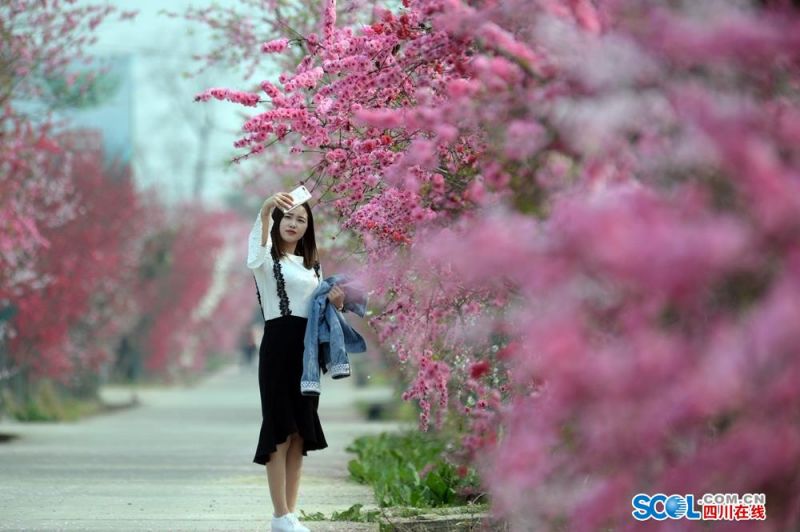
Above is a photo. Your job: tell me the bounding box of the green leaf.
[426,470,449,501]
[347,459,367,482]
[331,503,363,521]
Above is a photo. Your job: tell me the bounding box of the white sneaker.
[270,512,296,532]
[287,512,311,532]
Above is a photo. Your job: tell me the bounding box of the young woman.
[247,191,346,532]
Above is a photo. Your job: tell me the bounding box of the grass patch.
[0,379,111,422]
[298,504,492,528]
[346,430,484,508]
[299,504,380,522]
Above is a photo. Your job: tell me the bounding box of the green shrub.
[346,431,483,508]
[2,379,65,421]
[1,379,107,422]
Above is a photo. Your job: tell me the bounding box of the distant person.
[247,191,346,532]
[238,326,256,368]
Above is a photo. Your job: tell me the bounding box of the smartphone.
[283,185,312,213]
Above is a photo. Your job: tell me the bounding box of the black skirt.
[253,315,327,465]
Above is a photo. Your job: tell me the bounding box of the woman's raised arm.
[247,192,293,269]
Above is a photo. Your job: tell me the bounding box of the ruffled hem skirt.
[253,315,327,465]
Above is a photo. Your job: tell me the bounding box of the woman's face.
[279,207,308,245]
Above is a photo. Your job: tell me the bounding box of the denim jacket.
[301,274,368,396]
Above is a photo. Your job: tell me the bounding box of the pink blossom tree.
[1,1,134,403]
[0,0,130,308]
[6,135,140,385]
[196,0,800,528]
[137,209,252,381]
[1,2,253,412]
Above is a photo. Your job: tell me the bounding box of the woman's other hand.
[327,284,345,310]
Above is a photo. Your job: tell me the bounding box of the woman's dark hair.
[269,202,319,269]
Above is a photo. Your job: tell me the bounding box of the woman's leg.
[285,433,305,513]
[266,439,291,516]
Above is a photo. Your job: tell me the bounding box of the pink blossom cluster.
[261,37,289,54]
[282,66,324,92]
[0,1,120,100]
[0,111,77,290]
[401,349,450,431]
[172,0,370,80]
[196,0,800,528]
[194,87,261,107]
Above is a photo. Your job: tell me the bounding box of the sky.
[76,0,278,207]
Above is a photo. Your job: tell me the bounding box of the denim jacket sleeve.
[338,312,367,354]
[301,280,326,396]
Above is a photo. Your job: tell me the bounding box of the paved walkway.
[0,363,403,531]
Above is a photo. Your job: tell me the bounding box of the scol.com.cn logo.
[632,493,767,521]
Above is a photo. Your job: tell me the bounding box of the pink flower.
[194,88,260,107]
[504,120,546,160]
[261,38,289,54]
[445,79,479,100]
[322,0,337,41]
[283,67,324,92]
[260,81,281,98]
[470,360,491,379]
[326,149,347,163]
[354,108,404,128]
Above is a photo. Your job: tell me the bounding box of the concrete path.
[0,362,403,531]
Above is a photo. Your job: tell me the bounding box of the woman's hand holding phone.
[261,192,293,220]
[285,185,311,212]
[261,186,312,223]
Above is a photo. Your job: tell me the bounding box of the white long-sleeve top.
[247,208,322,321]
